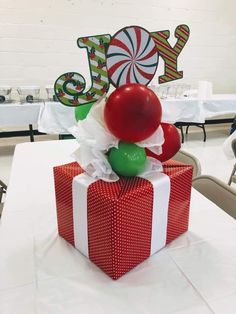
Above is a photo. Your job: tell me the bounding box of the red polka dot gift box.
[53,159,193,280]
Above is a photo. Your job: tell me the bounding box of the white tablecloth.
[162,94,236,123]
[37,101,76,134]
[161,98,205,123]
[203,94,236,119]
[0,102,43,126]
[0,95,236,134]
[1,140,236,313]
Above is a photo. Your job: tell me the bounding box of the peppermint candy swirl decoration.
[106,26,159,87]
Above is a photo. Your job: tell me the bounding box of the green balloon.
[108,141,146,177]
[74,103,93,121]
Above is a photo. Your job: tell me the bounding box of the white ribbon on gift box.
[70,96,169,258]
[72,171,170,258]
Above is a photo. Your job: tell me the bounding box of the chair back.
[173,150,201,178]
[193,175,236,219]
[0,179,7,191]
[0,203,3,218]
[0,179,7,217]
[232,138,236,158]
[228,139,236,185]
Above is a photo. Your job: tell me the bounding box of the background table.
[37,101,75,134]
[0,101,75,141]
[203,94,236,119]
[0,140,236,313]
[161,97,205,123]
[162,94,236,142]
[1,94,236,135]
[0,102,42,126]
[0,102,43,141]
[153,94,236,124]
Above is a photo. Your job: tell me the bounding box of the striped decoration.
[54,34,111,107]
[151,24,190,84]
[106,26,158,87]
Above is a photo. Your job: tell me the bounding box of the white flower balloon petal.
[69,96,165,181]
[137,126,164,155]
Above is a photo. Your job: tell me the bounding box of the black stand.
[175,118,234,143]
[0,125,45,142]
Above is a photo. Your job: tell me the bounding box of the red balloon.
[104,83,162,142]
[146,123,181,162]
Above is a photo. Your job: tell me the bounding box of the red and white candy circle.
[106,26,159,87]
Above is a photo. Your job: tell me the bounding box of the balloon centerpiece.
[70,83,181,180]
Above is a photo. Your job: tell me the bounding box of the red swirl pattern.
[106,26,159,87]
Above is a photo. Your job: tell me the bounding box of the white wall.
[0,0,236,98]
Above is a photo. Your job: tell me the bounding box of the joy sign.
[54,24,190,107]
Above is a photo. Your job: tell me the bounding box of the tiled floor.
[0,125,235,189]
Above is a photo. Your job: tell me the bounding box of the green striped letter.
[151,25,190,84]
[54,34,111,107]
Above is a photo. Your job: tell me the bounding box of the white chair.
[173,149,201,179]
[228,138,236,185]
[193,175,236,219]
